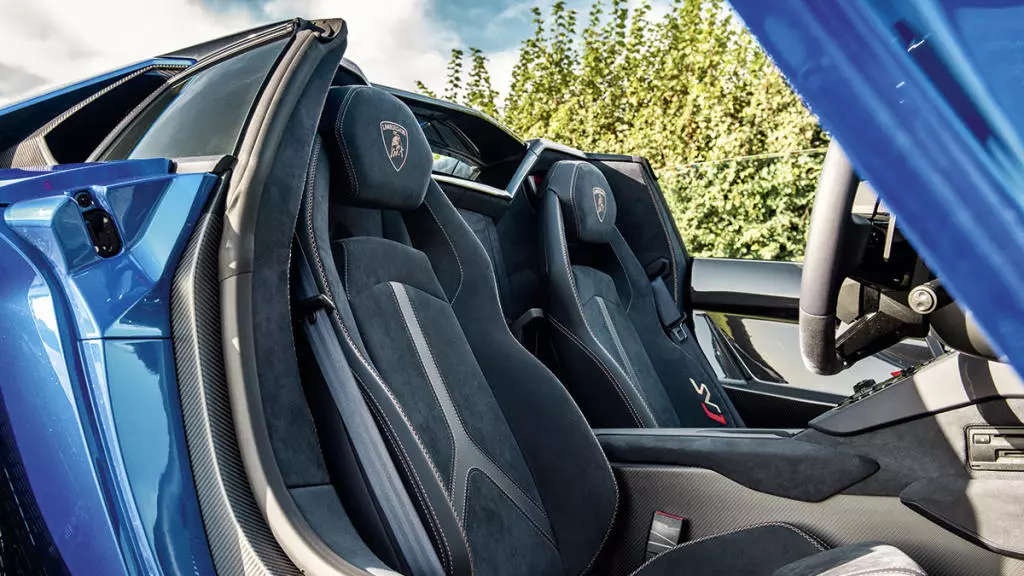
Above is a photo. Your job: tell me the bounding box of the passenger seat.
[540,160,741,428]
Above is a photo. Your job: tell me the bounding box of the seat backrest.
[298,86,618,576]
[540,160,739,428]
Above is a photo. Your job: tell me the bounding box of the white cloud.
[0,0,465,105]
[262,0,459,90]
[487,47,519,105]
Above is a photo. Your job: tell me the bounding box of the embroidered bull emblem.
[593,187,608,222]
[380,121,409,171]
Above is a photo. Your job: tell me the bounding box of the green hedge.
[420,0,828,261]
[661,150,824,260]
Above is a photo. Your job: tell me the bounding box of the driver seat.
[539,160,742,428]
[295,85,926,576]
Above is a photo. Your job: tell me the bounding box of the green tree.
[417,47,500,117]
[418,0,827,259]
[465,48,499,117]
[415,80,437,99]
[443,48,465,103]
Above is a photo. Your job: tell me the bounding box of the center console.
[809,352,1024,436]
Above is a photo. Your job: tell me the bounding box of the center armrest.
[594,428,878,502]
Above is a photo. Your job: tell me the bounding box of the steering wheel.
[799,142,866,375]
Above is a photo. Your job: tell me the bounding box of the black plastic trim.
[900,476,1024,560]
[690,257,802,320]
[809,353,1024,436]
[595,429,878,502]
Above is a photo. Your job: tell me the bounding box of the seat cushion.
[632,524,827,576]
[773,542,926,576]
[572,264,681,427]
[632,524,926,576]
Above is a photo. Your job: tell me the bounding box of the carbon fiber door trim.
[603,465,1024,576]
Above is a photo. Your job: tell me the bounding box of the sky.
[0,0,660,106]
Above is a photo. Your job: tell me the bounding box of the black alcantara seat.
[294,85,926,576]
[539,160,741,428]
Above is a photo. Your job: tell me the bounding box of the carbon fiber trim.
[604,465,1024,576]
[0,380,68,575]
[170,181,300,576]
[2,63,187,169]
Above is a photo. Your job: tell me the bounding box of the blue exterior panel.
[0,161,217,575]
[731,0,1024,375]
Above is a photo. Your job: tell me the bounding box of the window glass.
[102,39,285,160]
[432,152,481,180]
[694,311,941,397]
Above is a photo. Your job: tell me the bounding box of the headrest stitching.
[334,87,363,199]
[570,162,582,240]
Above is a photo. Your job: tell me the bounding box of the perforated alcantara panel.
[602,465,1024,576]
[170,187,301,576]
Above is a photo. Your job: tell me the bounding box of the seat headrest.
[543,160,617,243]
[319,86,432,210]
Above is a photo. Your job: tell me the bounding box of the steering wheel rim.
[799,141,862,375]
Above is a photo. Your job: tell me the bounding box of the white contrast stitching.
[424,198,464,305]
[569,162,583,241]
[399,284,551,521]
[549,316,644,427]
[334,87,363,199]
[388,284,459,490]
[610,230,635,312]
[304,204,472,573]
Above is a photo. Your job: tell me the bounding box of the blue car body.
[1,160,217,575]
[1,2,1023,574]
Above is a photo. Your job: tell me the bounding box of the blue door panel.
[4,164,215,339]
[82,339,215,576]
[0,226,127,575]
[0,160,217,575]
[730,0,1024,375]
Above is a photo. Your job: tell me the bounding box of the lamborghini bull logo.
[380,121,409,171]
[690,379,727,425]
[593,187,608,222]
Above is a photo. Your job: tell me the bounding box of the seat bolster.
[772,542,926,576]
[541,191,659,428]
[609,233,740,427]
[632,524,827,576]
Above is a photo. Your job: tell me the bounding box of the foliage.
[465,48,499,118]
[417,0,828,260]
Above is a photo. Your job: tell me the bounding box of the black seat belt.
[650,276,688,344]
[295,253,445,576]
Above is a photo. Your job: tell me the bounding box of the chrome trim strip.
[431,174,512,200]
[505,138,588,196]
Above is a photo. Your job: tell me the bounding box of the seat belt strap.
[650,276,688,343]
[510,307,545,341]
[645,511,688,561]
[295,256,445,576]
